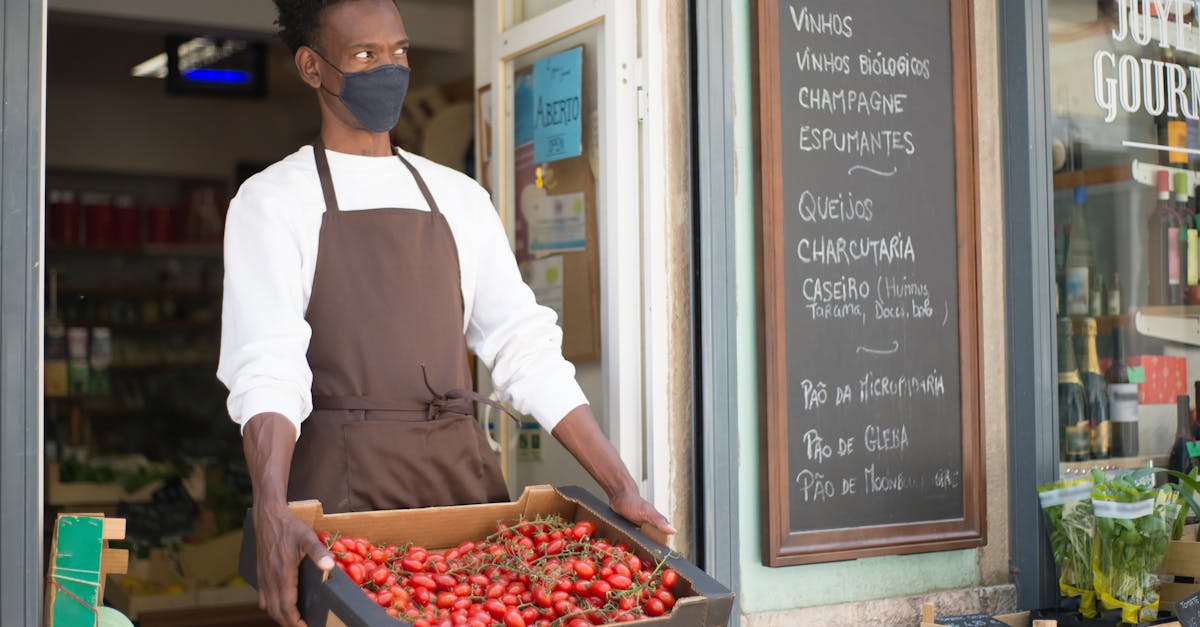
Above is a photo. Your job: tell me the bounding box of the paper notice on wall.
[528,192,587,254]
[520,255,565,323]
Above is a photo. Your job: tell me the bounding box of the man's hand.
[551,405,676,537]
[253,505,334,627]
[243,412,333,627]
[610,488,677,536]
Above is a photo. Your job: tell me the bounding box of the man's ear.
[296,47,322,89]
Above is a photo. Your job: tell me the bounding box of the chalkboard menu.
[756,0,985,566]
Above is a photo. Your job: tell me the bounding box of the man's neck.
[320,123,394,157]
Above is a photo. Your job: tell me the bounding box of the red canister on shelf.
[47,190,82,246]
[114,194,139,247]
[147,204,175,244]
[82,192,114,247]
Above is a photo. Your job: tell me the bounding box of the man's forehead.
[319,0,407,46]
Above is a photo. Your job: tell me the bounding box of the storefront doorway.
[19,0,682,622]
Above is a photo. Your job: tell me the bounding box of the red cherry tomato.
[661,568,679,588]
[504,609,527,627]
[645,598,666,617]
[347,563,366,585]
[573,561,596,579]
[656,588,676,609]
[608,575,633,590]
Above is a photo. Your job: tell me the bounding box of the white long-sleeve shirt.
[217,145,587,437]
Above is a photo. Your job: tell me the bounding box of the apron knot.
[420,364,521,424]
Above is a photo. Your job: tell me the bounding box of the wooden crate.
[1161,525,1200,612]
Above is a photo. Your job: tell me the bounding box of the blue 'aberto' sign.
[532,47,583,164]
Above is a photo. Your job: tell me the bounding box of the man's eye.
[395,48,408,57]
[355,51,371,60]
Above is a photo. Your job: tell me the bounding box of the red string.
[48,576,99,616]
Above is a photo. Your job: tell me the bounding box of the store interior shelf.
[106,360,216,372]
[48,243,222,257]
[1053,160,1200,192]
[60,319,217,332]
[1053,163,1131,191]
[1135,306,1200,346]
[1059,454,1166,479]
[57,285,219,300]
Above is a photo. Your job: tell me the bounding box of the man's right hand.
[253,504,334,627]
[242,412,333,627]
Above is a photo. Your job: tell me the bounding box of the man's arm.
[243,413,333,627]
[551,405,676,535]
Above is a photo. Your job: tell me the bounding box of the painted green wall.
[728,0,980,614]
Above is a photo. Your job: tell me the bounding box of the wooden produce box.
[47,461,205,506]
[1161,524,1200,613]
[239,485,735,627]
[46,514,129,627]
[106,531,258,620]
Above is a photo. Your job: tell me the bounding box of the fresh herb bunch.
[1060,500,1094,598]
[1090,469,1181,624]
[1039,479,1095,615]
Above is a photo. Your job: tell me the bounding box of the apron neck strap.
[395,151,442,216]
[310,139,442,216]
[311,138,342,212]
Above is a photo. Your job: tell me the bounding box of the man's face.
[298,0,410,129]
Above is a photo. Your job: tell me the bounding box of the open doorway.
[40,0,628,622]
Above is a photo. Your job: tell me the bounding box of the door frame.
[475,0,657,504]
[691,0,741,615]
[0,0,46,623]
[998,0,1057,610]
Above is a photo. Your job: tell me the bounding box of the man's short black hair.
[273,0,397,54]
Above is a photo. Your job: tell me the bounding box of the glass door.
[473,0,646,499]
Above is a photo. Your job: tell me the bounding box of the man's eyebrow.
[347,39,410,50]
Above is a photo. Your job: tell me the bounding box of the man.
[217,1,674,625]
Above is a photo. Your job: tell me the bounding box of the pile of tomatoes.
[318,515,681,627]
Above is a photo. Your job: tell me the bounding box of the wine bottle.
[1059,318,1090,462]
[1081,318,1111,459]
[1106,328,1139,458]
[1150,170,1173,305]
[1090,273,1105,318]
[1169,394,1198,481]
[1107,272,1122,315]
[1173,172,1191,305]
[1065,187,1093,316]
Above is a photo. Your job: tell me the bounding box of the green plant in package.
[1039,478,1095,616]
[1090,469,1181,625]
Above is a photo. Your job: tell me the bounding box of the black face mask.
[312,48,410,133]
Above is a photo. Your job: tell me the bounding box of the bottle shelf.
[1059,454,1166,479]
[1053,163,1131,191]
[1135,306,1200,346]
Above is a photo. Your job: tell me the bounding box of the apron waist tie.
[421,364,521,424]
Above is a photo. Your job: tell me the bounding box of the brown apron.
[287,140,511,514]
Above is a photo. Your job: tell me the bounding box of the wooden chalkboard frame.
[754,0,985,566]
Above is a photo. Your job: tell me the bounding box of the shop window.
[1050,0,1200,475]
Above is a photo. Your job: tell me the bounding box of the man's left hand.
[610,489,677,536]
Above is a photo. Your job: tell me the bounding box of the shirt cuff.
[522,379,589,432]
[238,386,306,441]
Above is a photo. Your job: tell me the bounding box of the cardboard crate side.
[317,502,527,548]
[556,486,734,625]
[1164,538,1200,578]
[1160,581,1197,611]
